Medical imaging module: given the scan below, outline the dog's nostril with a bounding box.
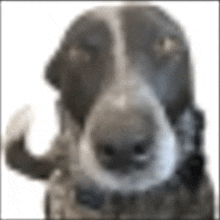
[134,144,145,155]
[104,145,115,156]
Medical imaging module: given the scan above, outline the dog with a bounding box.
[4,3,214,219]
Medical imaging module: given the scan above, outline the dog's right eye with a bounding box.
[68,48,91,64]
[153,36,186,68]
[154,36,184,57]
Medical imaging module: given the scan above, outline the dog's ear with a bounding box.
[44,48,66,90]
[45,45,96,90]
[44,14,90,90]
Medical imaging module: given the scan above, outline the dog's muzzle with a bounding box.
[91,98,156,173]
[79,78,179,189]
[92,81,159,171]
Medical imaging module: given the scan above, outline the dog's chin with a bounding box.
[72,170,180,217]
[78,163,179,196]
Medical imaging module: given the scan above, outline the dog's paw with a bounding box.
[5,105,35,143]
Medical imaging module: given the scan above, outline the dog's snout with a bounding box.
[91,101,157,172]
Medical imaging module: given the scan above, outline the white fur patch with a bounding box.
[112,94,128,109]
[175,108,196,153]
[93,6,127,85]
[5,105,34,143]
[153,109,179,180]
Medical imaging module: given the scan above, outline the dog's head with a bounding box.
[45,4,194,193]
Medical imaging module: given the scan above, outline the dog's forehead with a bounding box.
[65,5,184,52]
[121,6,185,52]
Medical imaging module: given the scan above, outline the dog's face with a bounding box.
[46,5,193,193]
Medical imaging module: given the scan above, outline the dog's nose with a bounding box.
[97,134,153,171]
[91,104,156,172]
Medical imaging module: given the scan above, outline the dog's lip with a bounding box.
[133,152,152,161]
[105,159,151,175]
[100,153,152,169]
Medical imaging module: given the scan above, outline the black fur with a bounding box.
[176,152,205,191]
[75,184,105,210]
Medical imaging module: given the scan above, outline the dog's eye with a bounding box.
[154,36,182,57]
[68,48,91,64]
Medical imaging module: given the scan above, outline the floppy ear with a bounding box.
[45,49,66,90]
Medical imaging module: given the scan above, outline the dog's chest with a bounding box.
[47,167,213,219]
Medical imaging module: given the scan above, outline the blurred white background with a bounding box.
[2,1,219,219]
